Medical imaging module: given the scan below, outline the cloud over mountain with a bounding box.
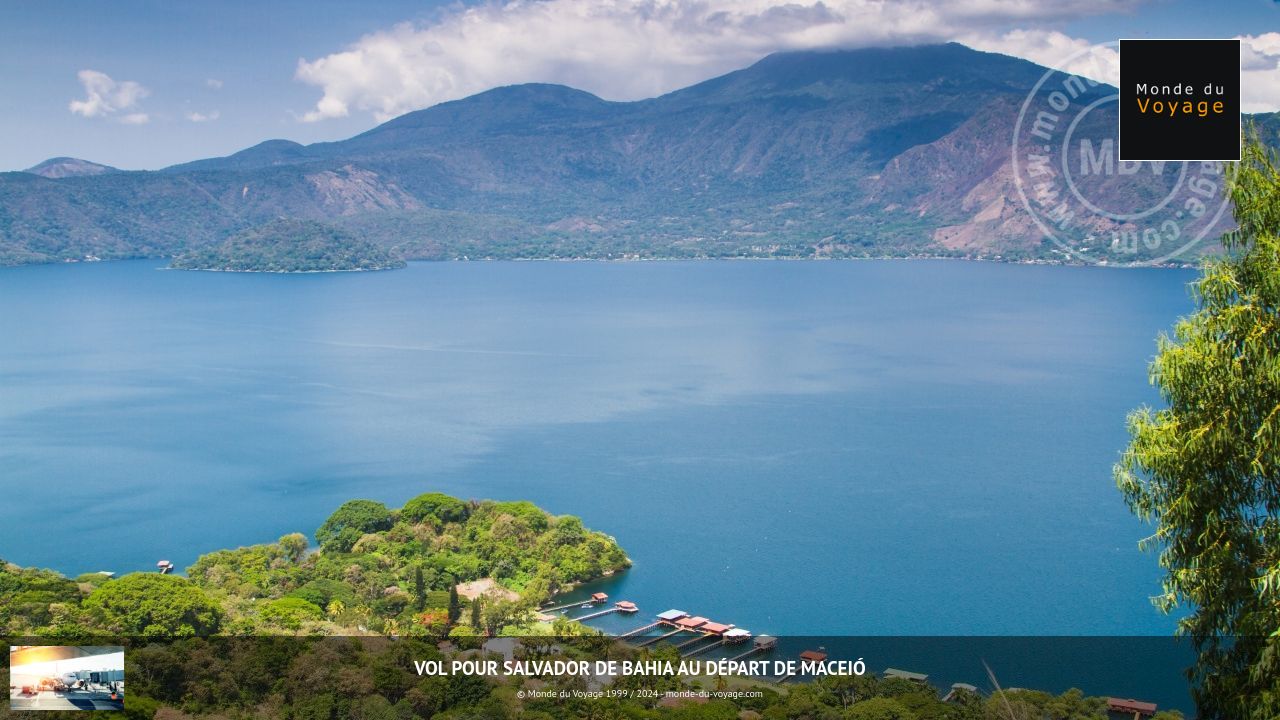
[294,0,1138,122]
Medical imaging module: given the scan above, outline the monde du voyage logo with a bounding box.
[1012,39,1241,265]
[1120,39,1241,162]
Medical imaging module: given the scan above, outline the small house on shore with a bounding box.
[884,668,928,683]
[943,683,979,702]
[675,616,709,630]
[753,635,778,651]
[1107,698,1157,718]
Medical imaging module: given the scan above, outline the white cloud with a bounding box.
[69,70,150,123]
[969,33,1280,113]
[185,110,221,122]
[294,0,1144,123]
[206,78,224,90]
[1239,33,1280,114]
[962,29,1119,85]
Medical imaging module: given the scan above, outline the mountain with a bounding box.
[1,44,1272,267]
[23,157,119,179]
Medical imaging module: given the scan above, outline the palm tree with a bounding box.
[326,599,345,619]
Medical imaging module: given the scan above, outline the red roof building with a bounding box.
[615,601,637,612]
[1107,698,1157,717]
[675,616,709,630]
[700,621,732,634]
[590,592,609,602]
[799,650,828,662]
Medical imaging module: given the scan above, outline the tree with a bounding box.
[278,533,308,563]
[259,597,324,631]
[413,566,426,612]
[469,597,481,631]
[83,574,223,637]
[1116,134,1280,720]
[479,595,533,636]
[401,492,469,525]
[845,697,916,720]
[415,609,449,636]
[315,499,393,553]
[327,599,345,619]
[447,582,462,624]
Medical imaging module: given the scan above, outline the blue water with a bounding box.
[0,259,1193,639]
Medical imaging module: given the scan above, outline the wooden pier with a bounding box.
[682,638,725,658]
[573,606,618,622]
[728,646,764,662]
[636,628,685,647]
[542,598,602,613]
[569,601,639,623]
[618,622,661,639]
[675,634,712,650]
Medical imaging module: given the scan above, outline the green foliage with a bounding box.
[448,584,462,623]
[846,697,916,720]
[169,218,406,273]
[169,492,630,635]
[414,566,427,611]
[0,559,84,632]
[259,596,324,630]
[121,693,161,719]
[317,499,394,552]
[289,577,358,609]
[74,572,116,589]
[402,492,470,525]
[83,573,222,637]
[1117,132,1280,719]
[186,534,311,595]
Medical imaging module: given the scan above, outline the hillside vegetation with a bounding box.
[170,218,406,272]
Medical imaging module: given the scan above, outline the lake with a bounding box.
[0,259,1191,639]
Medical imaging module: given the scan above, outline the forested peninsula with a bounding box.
[169,218,406,273]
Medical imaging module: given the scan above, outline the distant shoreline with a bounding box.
[161,265,404,274]
[0,254,1199,271]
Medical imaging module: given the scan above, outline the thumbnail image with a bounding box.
[8,646,124,712]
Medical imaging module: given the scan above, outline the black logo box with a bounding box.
[1119,39,1241,162]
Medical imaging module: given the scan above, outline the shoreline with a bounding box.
[160,264,406,274]
[1,253,1201,272]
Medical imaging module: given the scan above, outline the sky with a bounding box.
[1,0,1278,171]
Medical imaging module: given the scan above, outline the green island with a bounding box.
[169,218,407,273]
[1,492,1182,719]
